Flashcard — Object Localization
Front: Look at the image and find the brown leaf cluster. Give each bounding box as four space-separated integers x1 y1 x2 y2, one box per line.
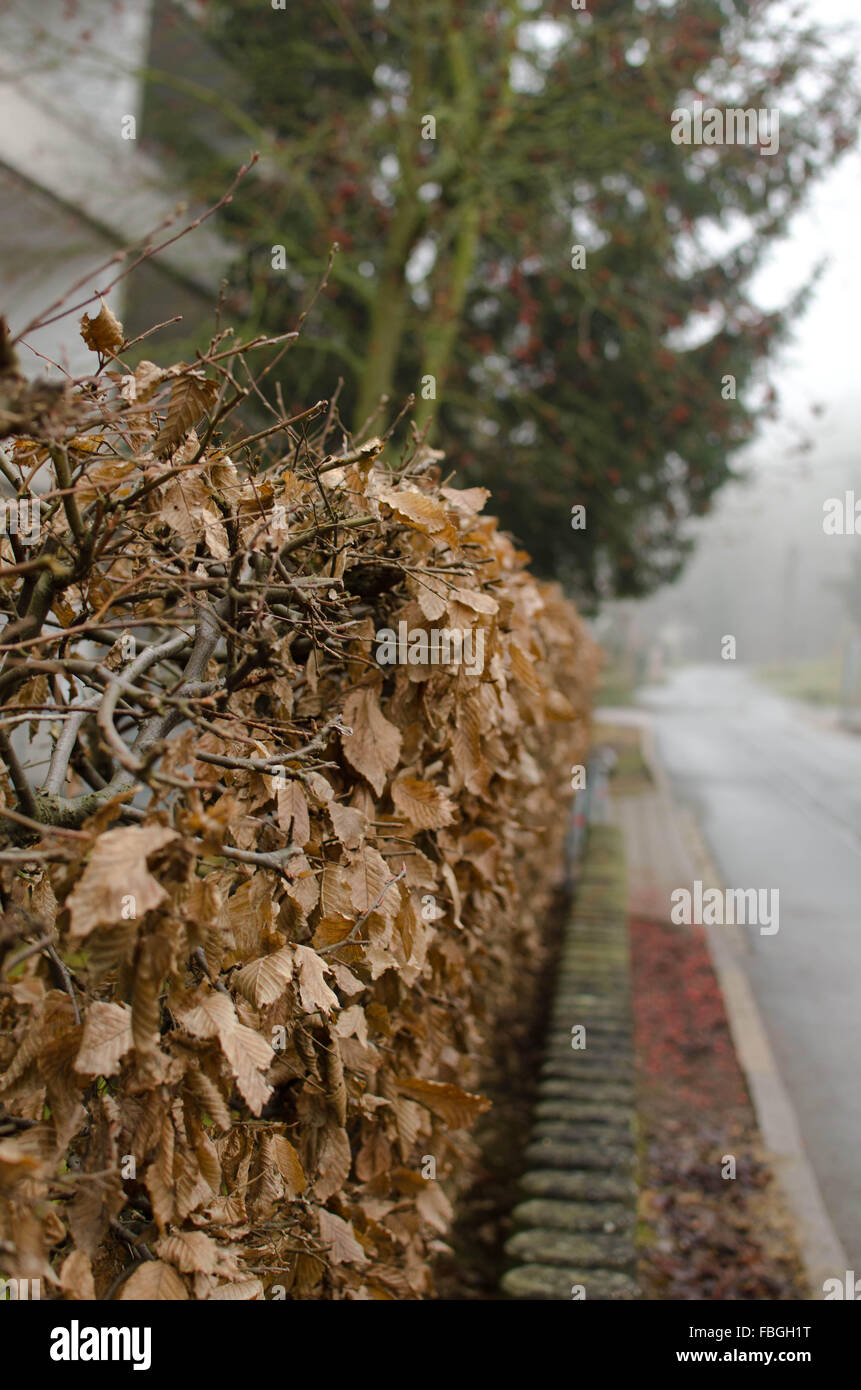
0 307 598 1299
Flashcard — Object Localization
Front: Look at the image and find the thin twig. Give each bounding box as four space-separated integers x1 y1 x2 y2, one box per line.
2 932 58 976
0 726 39 819
318 865 407 955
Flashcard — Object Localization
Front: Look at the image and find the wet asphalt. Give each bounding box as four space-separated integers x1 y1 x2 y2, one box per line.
639 664 861 1269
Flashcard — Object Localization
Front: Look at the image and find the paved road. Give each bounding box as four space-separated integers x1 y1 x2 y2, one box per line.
638 663 861 1269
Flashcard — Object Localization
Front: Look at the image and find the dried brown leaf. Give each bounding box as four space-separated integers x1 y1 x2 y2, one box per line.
341 688 401 797
59 1249 96 1301
80 299 124 354
153 370 218 458
219 1025 273 1115
276 780 311 844
391 776 456 831
205 1278 264 1300
232 946 294 1008
395 1077 492 1129
269 1134 306 1197
317 1208 368 1265
314 1125 351 1202
75 1001 133 1076
66 826 178 938
118 1260 189 1300
292 944 338 1014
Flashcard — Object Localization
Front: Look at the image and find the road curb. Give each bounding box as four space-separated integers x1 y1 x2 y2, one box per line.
500 825 641 1301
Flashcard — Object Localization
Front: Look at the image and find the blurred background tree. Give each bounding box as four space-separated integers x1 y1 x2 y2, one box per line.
139 0 859 602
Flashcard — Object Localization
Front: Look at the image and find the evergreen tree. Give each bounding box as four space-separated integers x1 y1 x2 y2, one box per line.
143 0 858 598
